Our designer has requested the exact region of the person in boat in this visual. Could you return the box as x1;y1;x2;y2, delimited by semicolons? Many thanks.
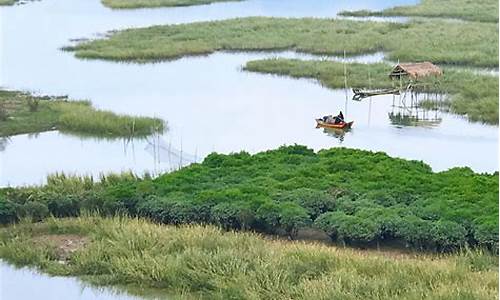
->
333;111;344;124
321;111;344;124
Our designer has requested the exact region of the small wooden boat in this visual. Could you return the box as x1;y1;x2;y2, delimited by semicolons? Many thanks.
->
316;119;354;129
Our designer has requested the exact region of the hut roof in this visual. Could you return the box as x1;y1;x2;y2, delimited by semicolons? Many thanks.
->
390;62;442;79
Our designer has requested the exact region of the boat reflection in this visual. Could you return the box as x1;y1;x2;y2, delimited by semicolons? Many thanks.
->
321;127;351;143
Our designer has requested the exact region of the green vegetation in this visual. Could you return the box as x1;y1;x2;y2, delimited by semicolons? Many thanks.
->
101;0;241;9
0;90;166;137
65;17;498;67
339;0;499;23
0;216;497;300
244;59;499;124
0;0;16;5
1;145;497;252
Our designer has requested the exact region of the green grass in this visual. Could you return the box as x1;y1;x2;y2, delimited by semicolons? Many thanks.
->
339;0;499;23
2;146;498;251
64;17;499;68
0;216;497;300
244;59;499;124
0;90;166;137
101;0;242;9
0;0;16;5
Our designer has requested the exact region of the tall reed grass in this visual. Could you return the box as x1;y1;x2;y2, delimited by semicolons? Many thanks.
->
101;0;241;9
0;90;166;137
55;101;165;137
339;0;498;23
0;216;497;300
65;17;498;68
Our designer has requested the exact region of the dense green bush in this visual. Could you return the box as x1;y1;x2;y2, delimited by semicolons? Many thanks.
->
0;196;17;224
0;146;497;252
17;201;50;222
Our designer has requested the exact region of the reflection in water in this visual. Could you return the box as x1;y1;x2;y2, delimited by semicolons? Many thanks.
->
0;131;196;187
389;91;444;128
0;137;10;152
321;127;351;143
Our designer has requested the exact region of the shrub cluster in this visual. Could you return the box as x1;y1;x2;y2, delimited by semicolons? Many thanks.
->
1;145;497;252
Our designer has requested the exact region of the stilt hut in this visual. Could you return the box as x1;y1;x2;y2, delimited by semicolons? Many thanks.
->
389;62;442;80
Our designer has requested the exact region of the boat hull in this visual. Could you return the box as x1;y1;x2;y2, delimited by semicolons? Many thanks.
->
316;119;354;129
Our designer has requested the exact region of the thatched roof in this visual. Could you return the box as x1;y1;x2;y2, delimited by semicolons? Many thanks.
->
390;62;442;79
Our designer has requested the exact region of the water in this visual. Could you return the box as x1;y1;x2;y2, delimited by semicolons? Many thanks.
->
0;0;497;298
0;0;497;187
0;261;142;300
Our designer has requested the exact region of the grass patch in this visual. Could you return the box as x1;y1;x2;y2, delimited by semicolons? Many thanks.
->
339;0;499;23
101;0;242;9
1;145;498;251
0;90;166;137
65;17;499;68
0;216;498;299
0;0;16;5
244;59;499;124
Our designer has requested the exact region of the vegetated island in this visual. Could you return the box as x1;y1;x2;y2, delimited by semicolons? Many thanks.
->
64;17;498;68
63;17;499;124
339;0;499;23
0;90;166;137
101;0;243;9
1;145;498;252
0;216;497;300
0;0;15;5
0;0;242;7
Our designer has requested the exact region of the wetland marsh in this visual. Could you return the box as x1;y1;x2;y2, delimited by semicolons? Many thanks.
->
0;0;498;298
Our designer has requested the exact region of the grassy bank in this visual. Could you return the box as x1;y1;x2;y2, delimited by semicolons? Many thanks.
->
0;0;16;5
244;59;499;124
0;216;497;299
339;0;499;23
64;17;498;68
1;145;498;251
101;0;241;9
0;90;165;137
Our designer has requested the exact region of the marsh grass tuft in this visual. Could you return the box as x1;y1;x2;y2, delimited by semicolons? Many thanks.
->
65;17;498;68
0;216;497;300
0;90;166;137
339;0;499;23
101;0;242;9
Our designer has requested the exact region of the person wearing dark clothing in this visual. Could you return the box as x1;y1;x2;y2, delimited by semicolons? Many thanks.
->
333;111;344;124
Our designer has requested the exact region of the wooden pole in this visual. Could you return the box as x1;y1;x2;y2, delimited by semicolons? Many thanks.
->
343;50;348;116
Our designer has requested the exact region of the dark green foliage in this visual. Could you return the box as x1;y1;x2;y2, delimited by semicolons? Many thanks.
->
1;146;497;252
0;198;17;224
17;201;50;222
273;188;336;220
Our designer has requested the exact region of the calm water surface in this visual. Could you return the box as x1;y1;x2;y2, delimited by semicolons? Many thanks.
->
0;0;497;188
0;261;144;300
